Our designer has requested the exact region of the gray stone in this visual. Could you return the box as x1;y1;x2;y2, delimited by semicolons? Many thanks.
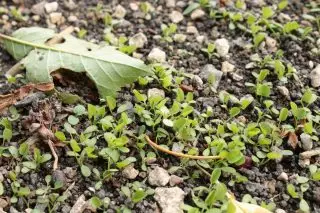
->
166;0;176;8
122;164;139;180
61;205;72;213
70;195;87;213
266;36;277;52
148;88;165;99
169;175;183;186
277;86;290;99
221;61;235;73
277;172;288;181
49;12;64;25
31;1;46;15
173;34;186;43
191;9;205;20
275;209;287;213
113;5;126;19
53;170;67;187
147;48;166;63
192;75;203;89
186;26;198;34
199;64;223;90
214;38;230;57
64;0;77;10
148;167;170;186
129;32;148;48
170;10;184;23
67;15;78;22
0;198;8;209
196;35;205;44
310;64;320;88
129;2;139;11
45;2;58;13
300;133;313;151
63;167;77;179
232;73;243;81
154;187;185;213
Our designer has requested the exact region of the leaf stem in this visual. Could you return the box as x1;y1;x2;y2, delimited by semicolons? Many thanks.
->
145;135;222;160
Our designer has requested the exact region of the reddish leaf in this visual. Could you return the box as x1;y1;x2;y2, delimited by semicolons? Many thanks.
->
288;132;298;149
180;84;194;92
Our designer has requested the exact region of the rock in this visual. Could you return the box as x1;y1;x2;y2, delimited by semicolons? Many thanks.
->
232;73;243;81
70;195;87;213
154;187;185;213
176;1;187;8
221;61;235;73
300;133;313;151
275;209;287;213
64;0;77;10
129;2;139;11
169;11;184;23
148;88;165;99
53;170;67;187
214;38;230;57
49;12;64;25
31;1;46;15
173;34;186;43
191;9;205;20
0;198;8;209
61;205;72;213
310;64;320;88
113;5;126;19
147;48;166;63
266;36;277;52
122;164;139;179
45;2;58;13
63;167;77;179
169;175;183;186
192;75;203;89
166;0;176;8
67;15;78;22
298;158;310;168
129;32;148;48
186;26;198;34
148;167;170;186
277;86;290;99
199;64;223;90
196;35;205;44
277;172;288;181
9;207;19;213
32;15;41;21
0;208;5;213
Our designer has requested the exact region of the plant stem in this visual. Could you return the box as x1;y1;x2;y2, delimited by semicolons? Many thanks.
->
145;135;222;160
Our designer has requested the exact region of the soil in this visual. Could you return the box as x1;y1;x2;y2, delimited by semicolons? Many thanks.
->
0;0;320;213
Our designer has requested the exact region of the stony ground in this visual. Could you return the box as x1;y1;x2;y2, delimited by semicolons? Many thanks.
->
0;0;320;213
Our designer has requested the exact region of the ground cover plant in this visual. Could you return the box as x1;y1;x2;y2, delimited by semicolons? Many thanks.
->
0;0;319;213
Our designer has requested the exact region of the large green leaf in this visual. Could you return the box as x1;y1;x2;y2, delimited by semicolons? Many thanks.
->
0;27;152;97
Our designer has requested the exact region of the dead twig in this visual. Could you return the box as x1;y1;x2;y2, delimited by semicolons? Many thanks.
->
6;26;75;76
48;139;58;171
145;135;222;160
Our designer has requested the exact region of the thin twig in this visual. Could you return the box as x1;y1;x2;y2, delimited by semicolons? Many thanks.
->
145;135;222;160
6;26;74;76
47;139;58;171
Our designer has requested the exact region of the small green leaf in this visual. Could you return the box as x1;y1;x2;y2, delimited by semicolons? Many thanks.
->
299;199;309;212
279;108;289;122
262;7;274;19
253;33;265;47
283;21;300;34
3;128;12;142
312;171;320;181
81;165;91;177
116;157;137;169
68;115;79;125
229;107;241;117
278;0;288;10
267;152;282;160
287;184;299;198
183;3;200;15
90;196;102;208
55;131;66;141
210;168;221;184
73;104;86;116
132;189;148;203
70;139;81;153
302;89;317;105
106;96;117;111
256;84;270;97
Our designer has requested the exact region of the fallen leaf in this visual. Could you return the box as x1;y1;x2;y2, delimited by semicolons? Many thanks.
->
288;132;298;149
180;84;194;92
0;83;54;112
0;27;152;97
